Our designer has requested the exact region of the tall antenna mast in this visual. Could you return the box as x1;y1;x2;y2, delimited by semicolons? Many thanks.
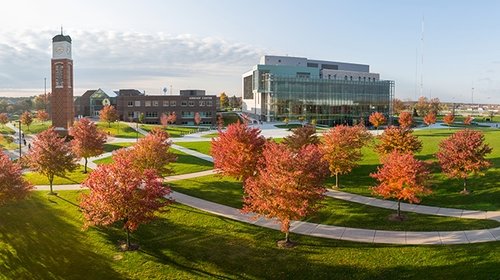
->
414;48;418;100
420;16;424;98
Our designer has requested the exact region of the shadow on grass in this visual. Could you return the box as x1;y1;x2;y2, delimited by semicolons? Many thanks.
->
0;193;124;279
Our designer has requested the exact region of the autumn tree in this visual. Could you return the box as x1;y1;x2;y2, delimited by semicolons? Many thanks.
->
220;92;229;109
99;105;119;127
282;125;319;152
81;152;172;250
243;142;329;246
392;98;406;115
463;115;473;125
123;127;176;175
20;111;33;131
371;151;431;219
160;113;169;127
443;113;455;128
437;129;492;194
25;128;77;194
321;125;372;188
369;112;386;130
138;112;145;124
33;93;50;111
0;113;8;127
398;111;413;130
376;126;422;156
414;96;430;117
194;112;201;126
429;98;441;115
36;110;49;122
0;151;32;205
70;118;107;173
167;112;177;125
211;121;266;181
423;112;437;126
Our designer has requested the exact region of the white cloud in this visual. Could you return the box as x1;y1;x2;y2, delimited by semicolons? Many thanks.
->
0;29;266;96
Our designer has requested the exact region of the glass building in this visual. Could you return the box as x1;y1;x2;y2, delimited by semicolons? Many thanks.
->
242;55;394;126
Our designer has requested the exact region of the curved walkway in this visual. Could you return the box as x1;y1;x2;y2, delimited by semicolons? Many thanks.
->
34;168;500;245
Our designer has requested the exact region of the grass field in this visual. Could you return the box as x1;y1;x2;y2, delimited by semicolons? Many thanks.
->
175;141;212;155
0;135;18;150
97;122;141;138
23;121;51;135
140;124;206;138
94;148;213;176
0;125;14;135
1;190;499;279
170;175;499;231
24;165;90;185
102;142;134;153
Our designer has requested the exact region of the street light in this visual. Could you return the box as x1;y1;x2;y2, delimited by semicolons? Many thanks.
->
18;119;22;158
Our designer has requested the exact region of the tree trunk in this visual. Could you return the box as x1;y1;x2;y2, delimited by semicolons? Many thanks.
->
84;157;88;173
49;175;54;195
335;172;339;188
126;227;130;250
463;177;468;193
285;231;290;243
397;199;401;218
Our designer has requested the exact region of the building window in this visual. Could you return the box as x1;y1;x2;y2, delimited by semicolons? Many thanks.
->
134;101;141;107
127;112;134;118
328;74;331;79
199;101;205;106
55;64;63;88
364;77;366;81
163;100;169;106
145;112;158;118
145;101;151;107
344;76;348;80
181;111;194;117
207;101;213;107
188;100;195;107
127;101;133;107
152;101;159;107
350;76;353;81
181;101;187;107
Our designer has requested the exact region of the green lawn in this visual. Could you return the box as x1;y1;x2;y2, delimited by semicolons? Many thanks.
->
170;175;499;231
102;142;134;153
23;121;51;135
2;190;499;279
24;165;90;185
140;124;204;138
94;148;213;176
327;128;500;211
0;135;18;150
175;141;212;155
201;132;219;138
221;111;242;126
0;125;14;135
97;122;141;138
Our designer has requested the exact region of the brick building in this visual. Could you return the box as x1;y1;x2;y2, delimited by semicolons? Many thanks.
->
75;89;217;125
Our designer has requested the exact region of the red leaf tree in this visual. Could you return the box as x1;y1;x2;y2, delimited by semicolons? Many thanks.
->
392;98;406;115
36;110;49;122
423;112;437;126
243;142;329;246
167;112;177;125
376;126;422;156
81;151;172;250
70;118;107;173
398;111;413;130
0;113;9;127
20;111;33;131
369;112;386;130
436;129;492;194
321;125;372;188
160;113;169;127
0;151;32;205
463;115;473;125
25;128;77;194
211;121;266;181
99;105;119;127
371;151;431;219
194;112;201;126
443;113;455;128
282;125;320;152
115;127;176;176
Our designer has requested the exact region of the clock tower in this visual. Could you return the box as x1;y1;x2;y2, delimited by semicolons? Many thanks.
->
51;31;74;133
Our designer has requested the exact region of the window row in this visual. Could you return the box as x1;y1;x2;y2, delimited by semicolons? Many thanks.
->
126;100;213;107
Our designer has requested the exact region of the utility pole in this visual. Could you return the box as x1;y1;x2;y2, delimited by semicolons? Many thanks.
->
18;120;22;158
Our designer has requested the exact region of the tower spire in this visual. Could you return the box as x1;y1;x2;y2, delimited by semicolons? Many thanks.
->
61;25;63;35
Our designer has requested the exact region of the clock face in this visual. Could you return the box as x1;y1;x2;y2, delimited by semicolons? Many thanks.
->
65;46;71;55
55;46;64;54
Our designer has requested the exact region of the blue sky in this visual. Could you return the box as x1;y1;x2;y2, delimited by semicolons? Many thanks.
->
1;0;499;103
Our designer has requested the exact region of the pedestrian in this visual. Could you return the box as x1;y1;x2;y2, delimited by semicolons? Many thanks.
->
23;139;27;146
28;143;31;150
22;132;24;138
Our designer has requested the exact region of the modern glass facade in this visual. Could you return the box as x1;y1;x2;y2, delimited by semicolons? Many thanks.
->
258;73;393;125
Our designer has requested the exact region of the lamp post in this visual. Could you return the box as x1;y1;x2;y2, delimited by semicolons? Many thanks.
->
18;119;22;158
